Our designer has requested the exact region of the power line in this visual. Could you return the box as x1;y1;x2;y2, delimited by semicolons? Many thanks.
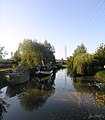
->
87;17;105;38
79;0;101;33
79;0;105;41
84;0;105;33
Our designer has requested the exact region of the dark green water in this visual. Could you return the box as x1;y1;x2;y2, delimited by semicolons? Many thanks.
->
0;69;105;120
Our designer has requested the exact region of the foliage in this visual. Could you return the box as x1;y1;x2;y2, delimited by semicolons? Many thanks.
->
13;39;55;68
18;39;39;68
67;56;75;76
13;50;21;63
94;43;105;69
0;45;8;60
73;43;87;56
43;40;55;64
67;43;105;76
67;56;74;69
95;70;105;82
73;54;94;76
20;88;52;111
67;44;95;76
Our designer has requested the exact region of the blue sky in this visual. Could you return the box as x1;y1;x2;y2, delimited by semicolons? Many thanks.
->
0;0;105;59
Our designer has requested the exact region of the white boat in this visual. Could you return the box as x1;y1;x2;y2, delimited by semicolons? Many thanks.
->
6;67;30;85
36;74;53;82
35;70;53;75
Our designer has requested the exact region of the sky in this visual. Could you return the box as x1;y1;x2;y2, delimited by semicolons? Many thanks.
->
0;0;105;59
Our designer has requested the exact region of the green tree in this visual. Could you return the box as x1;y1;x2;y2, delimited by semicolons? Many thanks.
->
17;39;39;68
73;43;87;56
67;43;95;76
13;39;55;68
13;50;21;63
43;40;55;64
67;56;75;76
94;43;105;69
0;45;8;60
73;54;94;76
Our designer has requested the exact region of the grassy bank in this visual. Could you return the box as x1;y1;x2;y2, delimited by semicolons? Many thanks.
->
62;64;67;68
95;70;105;82
0;68;12;72
0;68;12;81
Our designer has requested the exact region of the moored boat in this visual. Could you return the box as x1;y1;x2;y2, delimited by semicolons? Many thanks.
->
35;64;53;76
36;74;53;82
5;66;30;85
35;70;53;75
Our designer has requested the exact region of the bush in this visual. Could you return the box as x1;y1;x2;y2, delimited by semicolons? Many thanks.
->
95;70;105;82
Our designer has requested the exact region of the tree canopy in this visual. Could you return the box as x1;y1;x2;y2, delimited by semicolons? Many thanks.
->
67;43;105;76
73;54;94;75
73;43;87;56
13;39;55;68
94;43;105;68
67;43;94;76
0;45;8;60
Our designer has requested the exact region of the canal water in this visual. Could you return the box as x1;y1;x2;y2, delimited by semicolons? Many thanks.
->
0;69;105;120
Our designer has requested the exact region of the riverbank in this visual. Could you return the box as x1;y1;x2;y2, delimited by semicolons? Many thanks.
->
95;70;105;82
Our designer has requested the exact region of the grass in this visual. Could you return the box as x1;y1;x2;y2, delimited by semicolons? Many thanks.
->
0;68;12;72
62;64;67;68
95;70;105;82
0;68;13;81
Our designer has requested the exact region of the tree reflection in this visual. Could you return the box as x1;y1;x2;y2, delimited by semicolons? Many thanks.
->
72;76;105;107
5;72;56;111
19;73;56;111
5;73;54;112
20;88;53;111
0;91;10;120
0;72;10;119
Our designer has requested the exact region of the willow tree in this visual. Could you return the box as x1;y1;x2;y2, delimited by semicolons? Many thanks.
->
73;54;94;76
67;43;95;76
67;56;75;76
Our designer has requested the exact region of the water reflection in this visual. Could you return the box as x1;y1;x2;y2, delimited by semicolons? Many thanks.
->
0;91;10;120
0;72;9;90
20;88;53;111
0;72;10;119
72;76;105;107
6;72;56;111
0;69;105;120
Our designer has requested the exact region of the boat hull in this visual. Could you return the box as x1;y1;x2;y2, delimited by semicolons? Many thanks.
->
35;70;53;76
6;73;29;85
36;74;53;82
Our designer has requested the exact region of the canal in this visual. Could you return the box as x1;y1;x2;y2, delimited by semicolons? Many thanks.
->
0;69;105;120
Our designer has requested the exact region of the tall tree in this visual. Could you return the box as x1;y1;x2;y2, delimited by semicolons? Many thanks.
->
43;40;55;64
73;43;87;56
17;39;39;68
73;54;94;75
13;39;55;68
94;43;105;69
67;43;95;76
